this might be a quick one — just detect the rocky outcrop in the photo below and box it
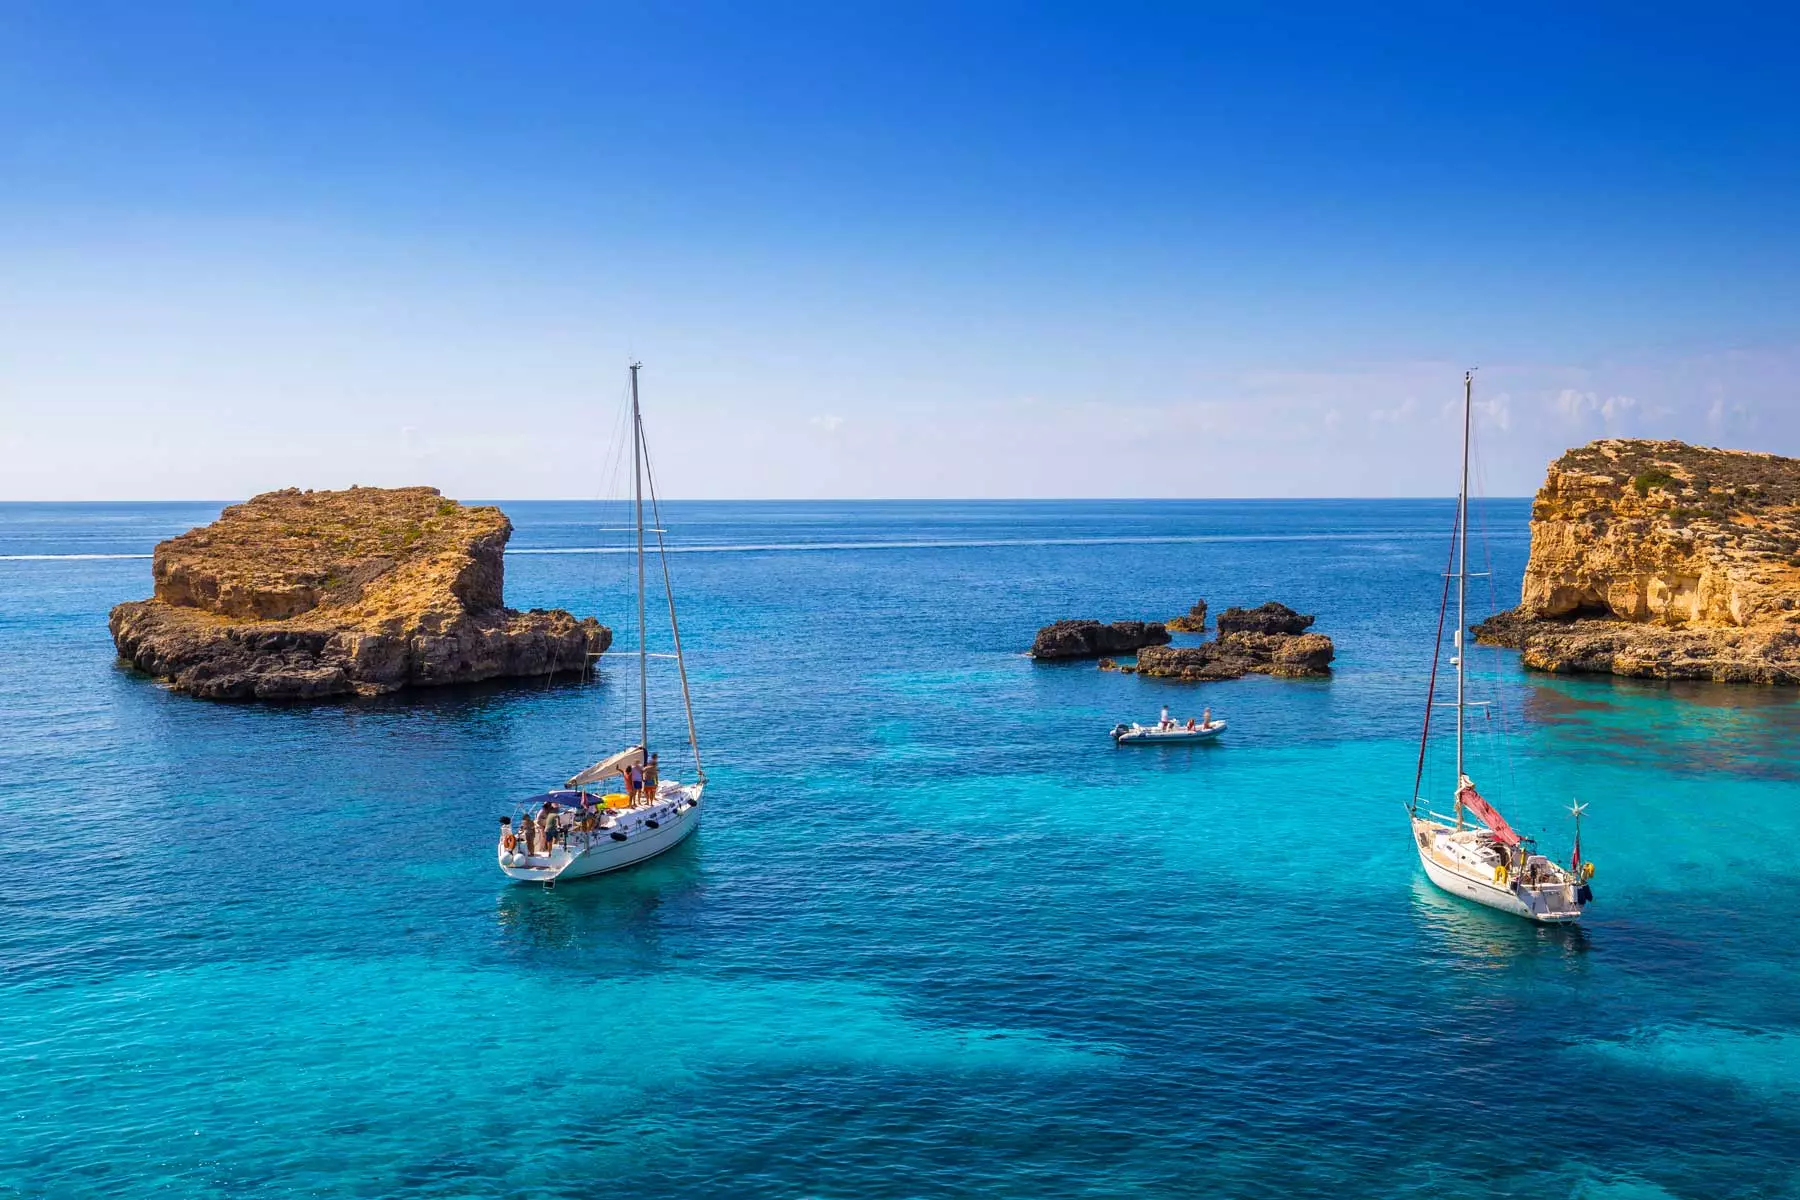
[110,486,611,699]
[1166,599,1208,633]
[1473,440,1800,685]
[1122,598,1334,681]
[1029,619,1171,660]
[1136,629,1334,681]
[1215,601,1314,636]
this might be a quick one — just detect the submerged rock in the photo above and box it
[1166,599,1209,632]
[1473,440,1800,685]
[1029,619,1170,660]
[109,486,611,700]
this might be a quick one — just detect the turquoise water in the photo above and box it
[3,500,1798,1199]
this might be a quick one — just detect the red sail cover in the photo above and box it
[1457,783,1522,846]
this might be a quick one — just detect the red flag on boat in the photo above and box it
[1456,782,1521,846]
[1571,828,1581,871]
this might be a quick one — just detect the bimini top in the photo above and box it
[516,789,599,812]
[566,745,646,789]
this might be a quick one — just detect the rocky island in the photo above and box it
[110,486,611,700]
[1132,601,1334,680]
[1165,599,1208,632]
[1029,619,1171,660]
[1473,439,1800,684]
[1093,600,1335,680]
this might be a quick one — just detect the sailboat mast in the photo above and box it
[631,362,648,754]
[1455,369,1472,791]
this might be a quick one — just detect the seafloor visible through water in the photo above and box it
[3,499,1797,1199]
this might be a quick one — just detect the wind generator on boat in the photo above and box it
[1408,371,1594,923]
[496,363,706,885]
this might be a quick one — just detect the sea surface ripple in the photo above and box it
[2,499,1797,1198]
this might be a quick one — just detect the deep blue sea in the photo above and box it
[3,499,1798,1199]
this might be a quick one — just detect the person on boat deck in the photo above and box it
[519,812,538,856]
[643,753,660,798]
[624,763,641,805]
[1201,707,1212,730]
[1160,705,1172,730]
[1185,717,1198,731]
[536,798,560,851]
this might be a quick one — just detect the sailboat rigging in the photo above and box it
[496,363,706,884]
[1409,372,1594,922]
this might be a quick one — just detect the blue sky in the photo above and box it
[3,2,1797,499]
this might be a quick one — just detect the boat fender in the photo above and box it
[646,819,660,829]
[610,831,628,842]
[502,835,517,851]
[1581,861,1596,881]
[500,853,516,867]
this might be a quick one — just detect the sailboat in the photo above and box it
[496,363,706,885]
[1408,372,1594,923]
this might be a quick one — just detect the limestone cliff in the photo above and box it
[1474,440,1800,684]
[110,486,611,699]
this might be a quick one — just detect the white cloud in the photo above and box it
[809,414,845,433]
[1553,389,1636,429]
[1475,393,1511,432]
[1706,393,1755,436]
[1368,397,1418,425]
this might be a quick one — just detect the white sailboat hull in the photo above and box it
[1412,817,1584,924]
[500,784,703,884]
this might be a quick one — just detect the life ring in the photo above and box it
[1581,861,1596,881]
[502,834,517,851]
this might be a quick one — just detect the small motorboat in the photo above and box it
[1111,720,1226,744]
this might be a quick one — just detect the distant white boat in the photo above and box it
[497,363,706,886]
[1408,372,1592,923]
[1111,719,1225,744]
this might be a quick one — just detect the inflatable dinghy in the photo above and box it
[1111,720,1226,744]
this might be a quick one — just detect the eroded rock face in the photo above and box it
[1215,601,1314,636]
[110,486,611,699]
[1166,599,1208,633]
[1029,619,1170,660]
[1135,628,1334,681]
[1474,440,1800,684]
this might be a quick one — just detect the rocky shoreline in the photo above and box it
[1473,439,1800,685]
[110,486,611,700]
